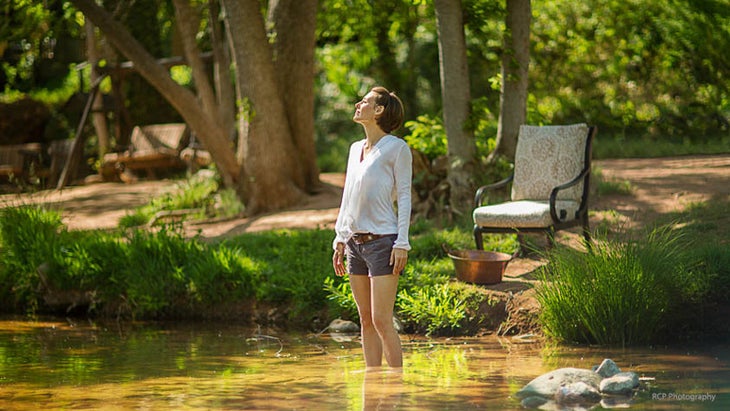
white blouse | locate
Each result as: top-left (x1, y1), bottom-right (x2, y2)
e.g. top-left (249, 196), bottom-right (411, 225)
top-left (333, 135), bottom-right (412, 251)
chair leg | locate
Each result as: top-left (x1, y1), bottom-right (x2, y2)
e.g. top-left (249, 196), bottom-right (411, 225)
top-left (473, 226), bottom-right (484, 250)
top-left (516, 233), bottom-right (527, 257)
top-left (582, 216), bottom-right (592, 250)
top-left (546, 228), bottom-right (556, 249)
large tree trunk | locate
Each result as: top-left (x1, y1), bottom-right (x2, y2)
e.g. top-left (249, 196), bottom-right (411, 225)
top-left (434, 0), bottom-right (477, 215)
top-left (491, 0), bottom-right (531, 163)
top-left (221, 0), bottom-right (305, 214)
top-left (268, 0), bottom-right (320, 192)
top-left (69, 0), bottom-right (239, 187)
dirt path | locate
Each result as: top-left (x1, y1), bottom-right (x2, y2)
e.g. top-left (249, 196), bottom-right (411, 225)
top-left (0, 180), bottom-right (180, 231)
top-left (593, 154), bottom-right (730, 223)
top-left (2, 154), bottom-right (728, 239)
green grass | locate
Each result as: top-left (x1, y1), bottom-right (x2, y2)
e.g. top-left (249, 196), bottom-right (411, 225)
top-left (324, 217), bottom-right (518, 335)
top-left (118, 172), bottom-right (243, 228)
top-left (593, 167), bottom-right (634, 196)
top-left (535, 227), bottom-right (692, 345)
top-left (0, 205), bottom-right (259, 319)
top-left (0, 202), bottom-right (518, 335)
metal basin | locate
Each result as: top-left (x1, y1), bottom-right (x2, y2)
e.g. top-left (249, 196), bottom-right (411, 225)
top-left (446, 249), bottom-right (512, 285)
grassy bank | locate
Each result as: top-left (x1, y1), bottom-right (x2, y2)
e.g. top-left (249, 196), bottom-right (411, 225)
top-left (0, 204), bottom-right (516, 335)
top-left (2, 168), bottom-right (728, 343)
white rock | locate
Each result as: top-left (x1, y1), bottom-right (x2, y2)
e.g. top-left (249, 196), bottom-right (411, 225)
top-left (595, 358), bottom-right (621, 378)
top-left (517, 368), bottom-right (602, 399)
top-left (600, 371), bottom-right (640, 395)
top-left (555, 381), bottom-right (602, 404)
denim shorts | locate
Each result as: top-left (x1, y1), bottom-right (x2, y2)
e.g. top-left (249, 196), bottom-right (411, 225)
top-left (346, 234), bottom-right (398, 277)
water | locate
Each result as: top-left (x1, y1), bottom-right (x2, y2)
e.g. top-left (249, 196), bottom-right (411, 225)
top-left (0, 316), bottom-right (728, 410)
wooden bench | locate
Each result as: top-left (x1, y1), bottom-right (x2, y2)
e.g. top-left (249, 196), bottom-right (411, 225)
top-left (0, 143), bottom-right (47, 182)
top-left (101, 123), bottom-right (190, 181)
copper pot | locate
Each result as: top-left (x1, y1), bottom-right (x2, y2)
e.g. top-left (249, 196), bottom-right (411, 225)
top-left (444, 245), bottom-right (512, 285)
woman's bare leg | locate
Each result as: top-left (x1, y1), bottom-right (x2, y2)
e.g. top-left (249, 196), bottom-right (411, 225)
top-left (370, 275), bottom-right (402, 367)
top-left (349, 274), bottom-right (383, 367)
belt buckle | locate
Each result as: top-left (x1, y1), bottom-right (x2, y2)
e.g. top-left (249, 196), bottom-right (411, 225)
top-left (353, 233), bottom-right (374, 245)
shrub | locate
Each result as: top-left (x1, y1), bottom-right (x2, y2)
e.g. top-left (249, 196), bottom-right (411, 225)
top-left (118, 173), bottom-right (222, 228)
top-left (397, 282), bottom-right (484, 336)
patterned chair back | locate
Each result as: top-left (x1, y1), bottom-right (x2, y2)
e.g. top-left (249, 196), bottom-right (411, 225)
top-left (511, 123), bottom-right (589, 202)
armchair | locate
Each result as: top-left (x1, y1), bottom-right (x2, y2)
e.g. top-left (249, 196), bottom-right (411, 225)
top-left (473, 123), bottom-right (597, 252)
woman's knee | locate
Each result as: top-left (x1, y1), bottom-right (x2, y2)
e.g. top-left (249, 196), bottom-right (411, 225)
top-left (358, 312), bottom-right (375, 329)
top-left (371, 315), bottom-right (394, 334)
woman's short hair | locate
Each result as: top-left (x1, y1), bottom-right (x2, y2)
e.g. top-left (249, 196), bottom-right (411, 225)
top-left (371, 86), bottom-right (405, 133)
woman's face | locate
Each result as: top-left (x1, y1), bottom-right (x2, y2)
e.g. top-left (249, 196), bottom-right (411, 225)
top-left (353, 92), bottom-right (380, 125)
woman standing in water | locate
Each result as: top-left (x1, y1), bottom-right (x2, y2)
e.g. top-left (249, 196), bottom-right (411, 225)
top-left (332, 86), bottom-right (412, 368)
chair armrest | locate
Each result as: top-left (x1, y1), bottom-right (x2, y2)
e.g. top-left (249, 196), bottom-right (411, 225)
top-left (549, 167), bottom-right (590, 222)
top-left (474, 174), bottom-right (514, 208)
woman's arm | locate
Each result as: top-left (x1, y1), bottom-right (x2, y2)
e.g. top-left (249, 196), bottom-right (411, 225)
top-left (393, 142), bottom-right (412, 251)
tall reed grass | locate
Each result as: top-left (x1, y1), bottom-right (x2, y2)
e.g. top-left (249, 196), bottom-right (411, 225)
top-left (535, 227), bottom-right (701, 345)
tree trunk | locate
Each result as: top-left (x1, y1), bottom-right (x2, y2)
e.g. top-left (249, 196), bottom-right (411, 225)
top-left (268, 0), bottom-right (320, 192)
top-left (69, 0), bottom-right (239, 187)
top-left (491, 0), bottom-right (531, 163)
top-left (221, 0), bottom-right (305, 214)
top-left (172, 0), bottom-right (218, 120)
top-left (209, 0), bottom-right (236, 142)
top-left (434, 0), bottom-right (477, 215)
top-left (85, 21), bottom-right (111, 159)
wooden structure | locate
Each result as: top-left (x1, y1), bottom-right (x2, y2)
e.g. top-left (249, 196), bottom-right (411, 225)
top-left (100, 123), bottom-right (190, 180)
top-left (0, 143), bottom-right (47, 183)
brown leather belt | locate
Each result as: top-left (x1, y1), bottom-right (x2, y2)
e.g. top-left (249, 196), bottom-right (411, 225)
top-left (351, 233), bottom-right (387, 245)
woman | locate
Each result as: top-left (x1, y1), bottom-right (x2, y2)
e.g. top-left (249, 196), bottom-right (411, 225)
top-left (332, 86), bottom-right (412, 368)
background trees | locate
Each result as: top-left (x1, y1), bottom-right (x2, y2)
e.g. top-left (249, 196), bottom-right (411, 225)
top-left (68, 0), bottom-right (318, 214)
top-left (2, 0), bottom-right (729, 213)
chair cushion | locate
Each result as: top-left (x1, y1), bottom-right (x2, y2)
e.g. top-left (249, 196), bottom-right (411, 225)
top-left (512, 123), bottom-right (588, 202)
top-left (473, 200), bottom-right (581, 228)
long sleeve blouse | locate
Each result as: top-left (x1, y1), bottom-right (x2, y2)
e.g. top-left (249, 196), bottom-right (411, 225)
top-left (333, 135), bottom-right (412, 251)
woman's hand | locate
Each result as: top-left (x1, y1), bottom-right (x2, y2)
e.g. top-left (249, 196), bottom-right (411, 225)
top-left (390, 247), bottom-right (408, 275)
top-left (333, 243), bottom-right (347, 277)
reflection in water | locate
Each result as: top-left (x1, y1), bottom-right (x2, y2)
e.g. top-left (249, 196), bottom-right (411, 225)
top-left (0, 316), bottom-right (727, 410)
top-left (362, 369), bottom-right (404, 410)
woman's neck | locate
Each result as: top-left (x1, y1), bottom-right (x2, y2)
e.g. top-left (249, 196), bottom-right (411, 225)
top-left (363, 124), bottom-right (387, 148)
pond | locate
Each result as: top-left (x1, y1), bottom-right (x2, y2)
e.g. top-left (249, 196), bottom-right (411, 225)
top-left (0, 316), bottom-right (728, 410)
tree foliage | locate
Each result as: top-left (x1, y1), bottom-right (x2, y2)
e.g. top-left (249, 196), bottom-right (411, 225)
top-left (529, 0), bottom-right (730, 138)
top-left (2, 0), bottom-right (728, 176)
top-left (1, 0), bottom-right (83, 92)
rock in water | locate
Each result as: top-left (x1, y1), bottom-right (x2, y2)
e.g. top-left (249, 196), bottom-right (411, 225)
top-left (555, 381), bottom-right (601, 404)
top-left (600, 372), bottom-right (640, 395)
top-left (328, 318), bottom-right (359, 333)
top-left (516, 368), bottom-right (602, 398)
top-left (595, 358), bottom-right (621, 378)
